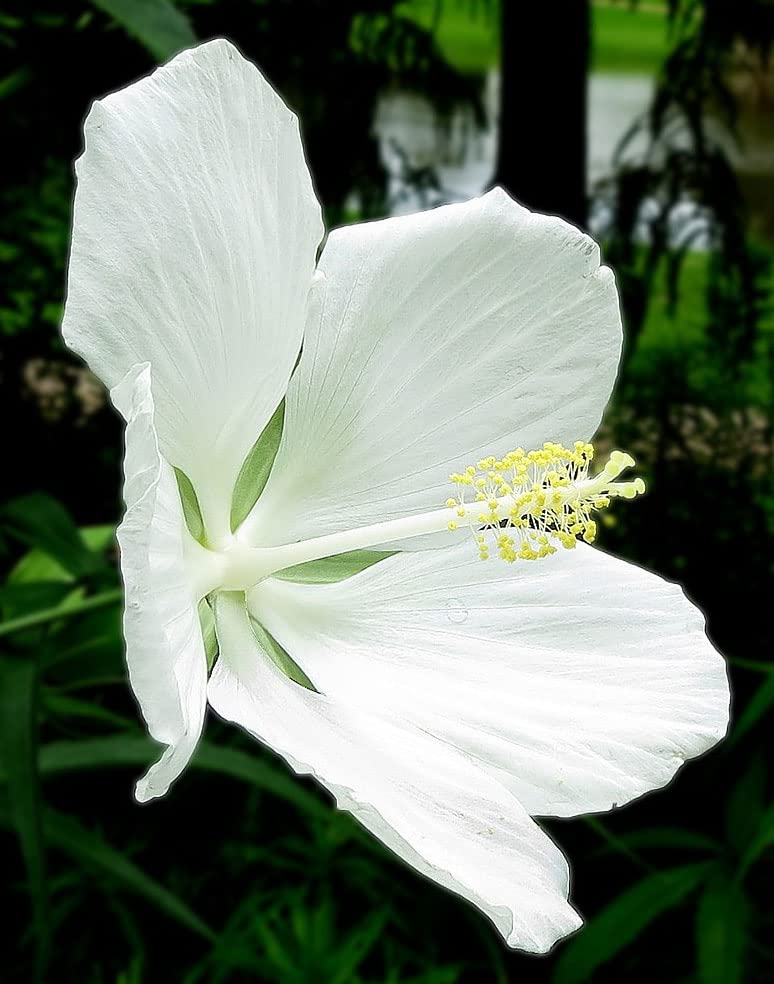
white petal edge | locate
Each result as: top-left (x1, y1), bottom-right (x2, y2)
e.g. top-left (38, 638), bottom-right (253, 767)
top-left (247, 541), bottom-right (729, 818)
top-left (112, 364), bottom-right (208, 802)
top-left (242, 188), bottom-right (621, 547)
top-left (208, 591), bottom-right (582, 953)
top-left (63, 39), bottom-right (324, 542)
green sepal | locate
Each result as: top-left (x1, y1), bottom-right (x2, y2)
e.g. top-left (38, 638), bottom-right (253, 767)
top-left (249, 616), bottom-right (317, 693)
top-left (272, 549), bottom-right (395, 584)
top-left (230, 400), bottom-right (285, 532)
top-left (174, 468), bottom-right (205, 545)
top-left (198, 599), bottom-right (218, 671)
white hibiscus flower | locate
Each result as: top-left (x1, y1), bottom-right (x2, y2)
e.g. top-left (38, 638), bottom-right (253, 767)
top-left (62, 39), bottom-right (729, 954)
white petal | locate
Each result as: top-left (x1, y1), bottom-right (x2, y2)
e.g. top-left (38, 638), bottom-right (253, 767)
top-left (243, 188), bottom-right (621, 546)
top-left (63, 39), bottom-right (323, 541)
top-left (112, 364), bottom-right (207, 802)
top-left (208, 592), bottom-right (581, 953)
top-left (248, 542), bottom-right (729, 818)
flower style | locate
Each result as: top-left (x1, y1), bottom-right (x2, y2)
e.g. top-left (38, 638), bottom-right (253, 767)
top-left (62, 39), bottom-right (729, 953)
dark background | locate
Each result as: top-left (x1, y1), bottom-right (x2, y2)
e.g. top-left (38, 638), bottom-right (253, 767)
top-left (0, 1), bottom-right (772, 981)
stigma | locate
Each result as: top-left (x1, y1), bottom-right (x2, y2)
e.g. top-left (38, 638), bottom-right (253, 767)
top-left (446, 442), bottom-right (645, 563)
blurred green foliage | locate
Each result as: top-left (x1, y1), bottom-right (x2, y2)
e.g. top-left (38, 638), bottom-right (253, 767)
top-left (591, 2), bottom-right (669, 75)
top-left (400, 0), bottom-right (499, 74)
top-left (1, 1), bottom-right (773, 982)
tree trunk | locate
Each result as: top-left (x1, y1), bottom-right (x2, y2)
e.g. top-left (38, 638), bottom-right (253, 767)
top-left (494, 0), bottom-right (590, 228)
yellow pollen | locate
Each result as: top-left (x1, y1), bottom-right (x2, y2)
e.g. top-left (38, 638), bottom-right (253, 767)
top-left (446, 441), bottom-right (645, 563)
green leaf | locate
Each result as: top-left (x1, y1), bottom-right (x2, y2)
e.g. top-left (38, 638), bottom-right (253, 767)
top-left (249, 616), bottom-right (317, 692)
top-left (41, 691), bottom-right (133, 730)
top-left (81, 525), bottom-right (117, 552)
top-left (273, 549), bottom-right (395, 584)
top-left (0, 581), bottom-right (73, 619)
top-left (88, 0), bottom-right (197, 60)
top-left (583, 815), bottom-right (649, 870)
top-left (728, 658), bottom-right (774, 674)
top-left (230, 400), bottom-right (285, 531)
top-left (9, 551), bottom-right (72, 585)
top-left (0, 588), bottom-right (123, 640)
top-left (739, 804), bottom-right (774, 876)
top-left (0, 654), bottom-right (49, 976)
top-left (43, 603), bottom-right (123, 675)
top-left (330, 909), bottom-right (389, 984)
top-left (730, 675), bottom-right (774, 745)
top-left (696, 869), bottom-right (749, 984)
top-left (26, 734), bottom-right (329, 821)
top-left (3, 493), bottom-right (100, 578)
top-left (552, 863), bottom-right (713, 984)
top-left (8, 524), bottom-right (115, 585)
top-left (193, 742), bottom-right (328, 818)
top-left (42, 808), bottom-right (213, 940)
top-left (725, 756), bottom-right (766, 857)
top-left (0, 66), bottom-right (32, 101)
top-left (596, 826), bottom-right (721, 855)
top-left (174, 468), bottom-right (206, 545)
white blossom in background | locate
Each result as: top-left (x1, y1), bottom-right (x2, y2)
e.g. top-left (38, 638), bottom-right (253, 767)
top-left (62, 39), bottom-right (729, 954)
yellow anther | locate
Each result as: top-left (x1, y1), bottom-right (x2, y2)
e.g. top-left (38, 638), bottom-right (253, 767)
top-left (617, 479), bottom-right (645, 499)
top-left (603, 450), bottom-right (636, 480)
top-left (447, 521), bottom-right (458, 531)
top-left (446, 441), bottom-right (644, 565)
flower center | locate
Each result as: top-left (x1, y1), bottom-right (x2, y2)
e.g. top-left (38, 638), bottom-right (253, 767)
top-left (188, 440), bottom-right (644, 599)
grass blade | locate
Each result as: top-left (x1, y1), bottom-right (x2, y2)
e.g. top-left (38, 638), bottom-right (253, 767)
top-left (552, 863), bottom-right (713, 984)
top-left (31, 734), bottom-right (329, 820)
top-left (0, 654), bottom-right (49, 977)
top-left (696, 869), bottom-right (749, 984)
top-left (43, 808), bottom-right (213, 940)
